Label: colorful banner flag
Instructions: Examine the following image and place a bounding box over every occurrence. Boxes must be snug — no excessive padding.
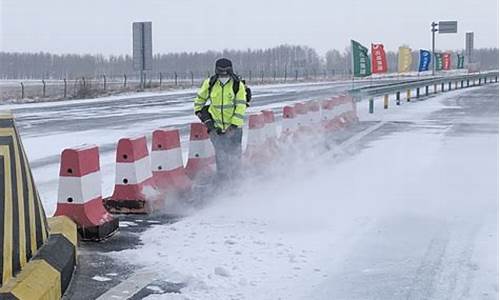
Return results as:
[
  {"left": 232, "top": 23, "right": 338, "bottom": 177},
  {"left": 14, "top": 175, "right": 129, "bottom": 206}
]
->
[
  {"left": 442, "top": 53, "right": 451, "bottom": 70},
  {"left": 418, "top": 50, "right": 431, "bottom": 72},
  {"left": 398, "top": 46, "right": 412, "bottom": 73},
  {"left": 456, "top": 54, "right": 465, "bottom": 69},
  {"left": 435, "top": 53, "right": 443, "bottom": 71},
  {"left": 351, "top": 40, "right": 371, "bottom": 77},
  {"left": 371, "top": 43, "right": 388, "bottom": 74}
]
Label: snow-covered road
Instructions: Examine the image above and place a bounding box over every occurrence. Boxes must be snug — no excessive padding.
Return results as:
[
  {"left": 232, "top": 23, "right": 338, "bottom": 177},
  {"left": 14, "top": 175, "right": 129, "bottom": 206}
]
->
[
  {"left": 101, "top": 84, "right": 498, "bottom": 300},
  {"left": 3, "top": 81, "right": 368, "bottom": 214}
]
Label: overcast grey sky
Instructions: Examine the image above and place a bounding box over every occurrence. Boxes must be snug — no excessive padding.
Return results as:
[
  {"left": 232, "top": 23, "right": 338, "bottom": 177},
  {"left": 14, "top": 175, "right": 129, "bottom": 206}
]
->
[{"left": 0, "top": 0, "right": 498, "bottom": 55}]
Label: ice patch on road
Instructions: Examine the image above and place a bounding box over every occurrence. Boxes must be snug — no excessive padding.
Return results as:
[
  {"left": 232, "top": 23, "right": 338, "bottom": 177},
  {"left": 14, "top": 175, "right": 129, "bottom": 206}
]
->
[{"left": 92, "top": 275, "right": 112, "bottom": 282}]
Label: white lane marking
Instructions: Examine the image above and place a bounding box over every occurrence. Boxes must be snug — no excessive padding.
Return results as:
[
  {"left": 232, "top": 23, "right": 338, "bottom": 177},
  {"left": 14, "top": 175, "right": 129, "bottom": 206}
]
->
[{"left": 95, "top": 269, "right": 159, "bottom": 300}]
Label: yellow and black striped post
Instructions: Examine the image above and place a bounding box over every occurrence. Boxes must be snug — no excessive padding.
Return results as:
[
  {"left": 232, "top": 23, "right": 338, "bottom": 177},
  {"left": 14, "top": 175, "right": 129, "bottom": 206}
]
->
[
  {"left": 406, "top": 89, "right": 411, "bottom": 102},
  {"left": 383, "top": 95, "right": 389, "bottom": 109},
  {"left": 0, "top": 111, "right": 48, "bottom": 287},
  {"left": 0, "top": 111, "right": 77, "bottom": 299},
  {"left": 434, "top": 84, "right": 437, "bottom": 94}
]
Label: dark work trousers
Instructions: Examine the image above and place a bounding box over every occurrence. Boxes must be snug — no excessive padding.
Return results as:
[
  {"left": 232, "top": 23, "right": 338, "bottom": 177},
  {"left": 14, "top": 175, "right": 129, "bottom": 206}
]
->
[{"left": 209, "top": 127, "right": 243, "bottom": 183}]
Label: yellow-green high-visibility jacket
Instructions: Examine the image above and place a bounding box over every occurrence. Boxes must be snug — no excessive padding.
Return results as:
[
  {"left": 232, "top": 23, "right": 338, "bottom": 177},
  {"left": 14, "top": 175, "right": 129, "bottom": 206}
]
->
[{"left": 194, "top": 78, "right": 247, "bottom": 131}]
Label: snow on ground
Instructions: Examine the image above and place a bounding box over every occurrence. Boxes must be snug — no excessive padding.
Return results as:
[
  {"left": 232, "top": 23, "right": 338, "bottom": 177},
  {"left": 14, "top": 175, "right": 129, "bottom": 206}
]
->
[
  {"left": 110, "top": 85, "right": 498, "bottom": 299},
  {"left": 10, "top": 81, "right": 356, "bottom": 215}
]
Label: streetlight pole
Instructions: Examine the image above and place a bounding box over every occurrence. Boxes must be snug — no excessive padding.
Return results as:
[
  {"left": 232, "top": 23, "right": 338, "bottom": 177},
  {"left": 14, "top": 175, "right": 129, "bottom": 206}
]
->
[{"left": 431, "top": 22, "right": 438, "bottom": 76}]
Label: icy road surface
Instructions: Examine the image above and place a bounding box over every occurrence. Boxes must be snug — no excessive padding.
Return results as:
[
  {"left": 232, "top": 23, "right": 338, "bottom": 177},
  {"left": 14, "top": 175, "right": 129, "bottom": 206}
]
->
[{"left": 105, "top": 84, "right": 497, "bottom": 300}]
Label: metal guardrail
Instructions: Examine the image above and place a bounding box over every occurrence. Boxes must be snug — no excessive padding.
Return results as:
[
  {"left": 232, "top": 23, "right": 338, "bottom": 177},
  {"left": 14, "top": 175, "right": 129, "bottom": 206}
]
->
[{"left": 348, "top": 71, "right": 499, "bottom": 113}]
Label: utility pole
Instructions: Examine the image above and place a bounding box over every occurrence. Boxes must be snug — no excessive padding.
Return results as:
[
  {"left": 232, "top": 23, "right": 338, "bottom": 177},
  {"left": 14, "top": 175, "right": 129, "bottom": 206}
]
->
[
  {"left": 431, "top": 22, "right": 438, "bottom": 76},
  {"left": 431, "top": 21, "right": 457, "bottom": 76}
]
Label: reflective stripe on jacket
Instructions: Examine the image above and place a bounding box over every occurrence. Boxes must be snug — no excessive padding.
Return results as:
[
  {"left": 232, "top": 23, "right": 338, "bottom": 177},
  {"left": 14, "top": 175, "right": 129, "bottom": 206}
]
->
[{"left": 194, "top": 78, "right": 247, "bottom": 130}]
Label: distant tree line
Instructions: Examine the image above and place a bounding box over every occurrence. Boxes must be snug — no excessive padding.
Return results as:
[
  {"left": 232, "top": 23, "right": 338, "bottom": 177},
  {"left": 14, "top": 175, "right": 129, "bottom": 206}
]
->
[{"left": 0, "top": 45, "right": 498, "bottom": 79}]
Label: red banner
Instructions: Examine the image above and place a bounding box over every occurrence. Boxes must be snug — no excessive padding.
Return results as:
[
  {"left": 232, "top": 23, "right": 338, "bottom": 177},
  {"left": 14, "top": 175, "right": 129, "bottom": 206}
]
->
[
  {"left": 442, "top": 53, "right": 451, "bottom": 70},
  {"left": 371, "top": 43, "right": 388, "bottom": 74}
]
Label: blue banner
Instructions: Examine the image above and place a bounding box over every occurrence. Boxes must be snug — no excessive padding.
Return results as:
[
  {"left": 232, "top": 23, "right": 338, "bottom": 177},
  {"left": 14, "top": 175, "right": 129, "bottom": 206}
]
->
[{"left": 418, "top": 50, "right": 431, "bottom": 72}]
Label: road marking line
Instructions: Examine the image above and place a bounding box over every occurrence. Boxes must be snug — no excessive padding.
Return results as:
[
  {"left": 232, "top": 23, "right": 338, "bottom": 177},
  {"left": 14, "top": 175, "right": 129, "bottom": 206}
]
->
[{"left": 95, "top": 269, "right": 159, "bottom": 300}]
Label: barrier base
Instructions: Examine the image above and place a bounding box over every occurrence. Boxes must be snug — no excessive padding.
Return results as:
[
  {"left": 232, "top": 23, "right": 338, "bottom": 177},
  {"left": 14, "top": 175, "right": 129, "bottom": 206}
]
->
[
  {"left": 0, "top": 216, "right": 77, "bottom": 299},
  {"left": 103, "top": 198, "right": 162, "bottom": 214},
  {"left": 79, "top": 218, "right": 119, "bottom": 241}
]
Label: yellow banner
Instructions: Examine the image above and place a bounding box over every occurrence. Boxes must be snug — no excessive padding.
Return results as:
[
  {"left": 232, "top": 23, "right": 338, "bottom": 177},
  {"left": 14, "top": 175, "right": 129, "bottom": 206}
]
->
[{"left": 398, "top": 46, "right": 412, "bottom": 73}]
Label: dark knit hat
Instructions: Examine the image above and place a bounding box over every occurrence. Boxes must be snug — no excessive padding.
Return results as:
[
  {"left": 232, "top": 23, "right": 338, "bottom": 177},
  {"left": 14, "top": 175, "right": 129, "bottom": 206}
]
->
[{"left": 215, "top": 58, "right": 233, "bottom": 75}]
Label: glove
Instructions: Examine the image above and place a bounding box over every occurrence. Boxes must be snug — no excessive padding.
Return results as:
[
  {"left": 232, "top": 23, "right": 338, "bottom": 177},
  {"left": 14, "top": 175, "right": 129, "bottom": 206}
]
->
[
  {"left": 225, "top": 125, "right": 238, "bottom": 136},
  {"left": 205, "top": 120, "right": 216, "bottom": 134}
]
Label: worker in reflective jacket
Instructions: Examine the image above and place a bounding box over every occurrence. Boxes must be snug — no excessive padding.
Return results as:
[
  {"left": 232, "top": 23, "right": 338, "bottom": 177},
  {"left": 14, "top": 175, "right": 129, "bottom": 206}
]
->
[{"left": 194, "top": 58, "right": 247, "bottom": 182}]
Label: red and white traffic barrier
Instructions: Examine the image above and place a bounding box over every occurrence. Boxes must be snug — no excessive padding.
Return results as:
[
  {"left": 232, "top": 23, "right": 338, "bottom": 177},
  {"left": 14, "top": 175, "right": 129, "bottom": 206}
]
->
[
  {"left": 185, "top": 123, "right": 216, "bottom": 179},
  {"left": 245, "top": 113, "right": 267, "bottom": 162},
  {"left": 261, "top": 110, "right": 279, "bottom": 156},
  {"left": 344, "top": 95, "right": 359, "bottom": 123},
  {"left": 321, "top": 99, "right": 335, "bottom": 131},
  {"left": 281, "top": 105, "right": 297, "bottom": 139},
  {"left": 104, "top": 136, "right": 160, "bottom": 214},
  {"left": 306, "top": 100, "right": 321, "bottom": 128},
  {"left": 54, "top": 145, "right": 118, "bottom": 241},
  {"left": 293, "top": 102, "right": 308, "bottom": 133},
  {"left": 335, "top": 95, "right": 358, "bottom": 126},
  {"left": 151, "top": 128, "right": 192, "bottom": 196},
  {"left": 328, "top": 96, "right": 347, "bottom": 128}
]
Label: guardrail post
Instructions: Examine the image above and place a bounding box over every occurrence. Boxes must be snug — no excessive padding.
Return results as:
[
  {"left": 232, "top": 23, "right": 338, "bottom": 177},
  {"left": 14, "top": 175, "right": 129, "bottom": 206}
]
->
[
  {"left": 20, "top": 82, "right": 24, "bottom": 99},
  {"left": 478, "top": 78, "right": 482, "bottom": 85},
  {"left": 448, "top": 81, "right": 451, "bottom": 91},
  {"left": 416, "top": 87, "right": 420, "bottom": 99},
  {"left": 369, "top": 98, "right": 374, "bottom": 114},
  {"left": 425, "top": 85, "right": 429, "bottom": 96},
  {"left": 495, "top": 76, "right": 498, "bottom": 83},
  {"left": 63, "top": 78, "right": 67, "bottom": 98},
  {"left": 461, "top": 80, "right": 464, "bottom": 88},
  {"left": 42, "top": 80, "right": 46, "bottom": 97},
  {"left": 383, "top": 95, "right": 389, "bottom": 109},
  {"left": 124, "top": 74, "right": 127, "bottom": 88},
  {"left": 190, "top": 72, "right": 194, "bottom": 87},
  {"left": 434, "top": 84, "right": 437, "bottom": 94},
  {"left": 455, "top": 81, "right": 458, "bottom": 89},
  {"left": 103, "top": 75, "right": 107, "bottom": 91},
  {"left": 441, "top": 82, "right": 445, "bottom": 92},
  {"left": 406, "top": 89, "right": 411, "bottom": 102},
  {"left": 396, "top": 91, "right": 400, "bottom": 105},
  {"left": 467, "top": 79, "right": 470, "bottom": 87}
]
